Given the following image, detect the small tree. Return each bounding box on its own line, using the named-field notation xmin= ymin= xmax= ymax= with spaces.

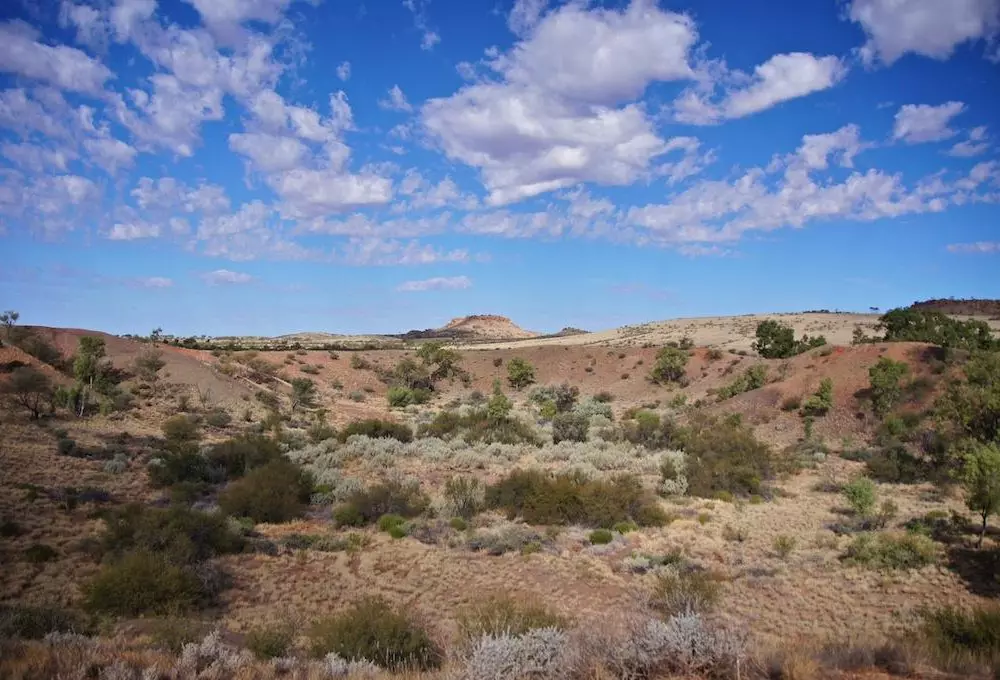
xmin=133 ymin=349 xmax=166 ymax=383
xmin=149 ymin=328 xmax=163 ymax=345
xmin=753 ymin=320 xmax=797 ymax=358
xmin=487 ymin=379 xmax=512 ymax=422
xmin=959 ymin=442 xmax=1000 ymax=548
xmin=3 ymin=366 xmax=52 ymax=420
xmin=842 ymin=476 xmax=876 ymax=518
xmin=507 ymin=358 xmax=535 ymax=390
xmin=72 ymin=336 xmax=113 ymax=416
xmin=868 ymin=357 xmax=909 ymax=419
xmin=291 ymin=378 xmax=317 ymax=410
xmin=801 ymin=378 xmax=833 ymax=416
xmin=0 ymin=310 xmax=19 ymax=341
xmin=416 ymin=341 xmax=463 ymax=383
xmin=650 ymin=346 xmax=688 ymax=384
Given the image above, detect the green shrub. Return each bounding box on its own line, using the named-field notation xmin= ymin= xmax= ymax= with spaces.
xmin=162 ymin=415 xmax=201 ymax=449
xmin=204 ymin=409 xmax=232 ymax=428
xmin=485 ymin=469 xmax=666 ymax=528
xmin=218 ymin=459 xmax=313 ymax=523
xmin=772 ymin=535 xmax=796 ymax=559
xmin=781 ymin=396 xmax=801 ymax=412
xmin=83 ymin=551 xmax=207 ymax=616
xmin=679 ymin=414 xmax=774 ymax=497
xmin=842 ymin=477 xmax=877 ymax=517
xmin=56 ymin=438 xmax=77 ymax=456
xmin=456 ymin=595 xmax=568 ymax=642
xmin=0 ymin=604 xmax=88 ymax=639
xmin=444 ymin=476 xmax=484 ymax=520
xmin=869 ymin=357 xmax=909 ymax=419
xmin=552 ymin=412 xmax=589 ymax=443
xmin=246 ymin=622 xmax=294 ymax=659
xmin=506 ymin=357 xmax=536 ymax=390
xmin=529 ymin=383 xmax=579 ymax=412
xmin=146 ymin=617 xmax=211 ymax=653
xmin=864 ymin=445 xmax=929 ymax=483
xmin=716 ymin=365 xmax=768 ymax=401
xmin=387 ymin=386 xmax=431 ymax=408
xmin=589 ymin=528 xmax=614 ymax=545
xmin=339 ymin=419 xmax=412 ymax=443
xmin=421 ymin=406 xmax=539 ymax=446
xmin=878 ymin=308 xmax=997 ymax=350
xmin=378 ymin=514 xmax=406 ymax=532
xmin=99 ymin=504 xmax=243 ymax=565
xmin=334 ymin=479 xmax=429 ymax=527
xmin=24 ymin=543 xmax=58 ymax=563
xmin=650 ymin=346 xmax=688 ymax=384
xmin=651 ymin=568 xmax=723 ymax=616
xmin=843 ymin=532 xmax=939 ymax=569
xmin=920 ymin=605 xmax=1000 ymax=671
xmin=308 ymin=597 xmax=442 ymax=670
xmin=148 ymin=451 xmax=214 ymax=488
xmin=350 ymin=354 xmax=372 ymax=370
xmin=801 ymin=378 xmax=833 ymax=416
xmin=449 ymin=517 xmax=468 ymax=531
xmin=619 ymin=410 xmax=679 ymax=450
xmin=206 ymin=434 xmax=282 ymax=479
xmin=753 ymin=320 xmax=827 ymax=358
xmin=613 ymin=520 xmax=638 ymax=534
xmin=387 ymin=524 xmax=407 ymax=539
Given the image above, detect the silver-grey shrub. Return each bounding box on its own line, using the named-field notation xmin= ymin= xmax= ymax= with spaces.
xmin=457 ymin=628 xmax=576 ymax=680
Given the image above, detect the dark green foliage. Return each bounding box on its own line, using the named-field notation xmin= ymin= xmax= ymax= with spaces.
xmin=935 ymin=351 xmax=1000 ymax=445
xmin=869 ymin=357 xmax=909 ymax=419
xmin=419 ymin=407 xmax=539 ymax=445
xmin=417 ymin=410 xmax=464 ymax=439
xmin=218 ymin=459 xmax=313 ymax=523
xmin=650 ymin=345 xmax=688 ymax=384
xmin=456 ymin=596 xmax=568 ymax=641
xmin=308 ymin=597 xmax=442 ymax=670
xmin=24 ymin=543 xmax=57 ymax=563
xmin=530 ymin=383 xmax=580 ymax=412
xmin=10 ymin=330 xmax=66 ymax=370
xmin=878 ymin=308 xmax=997 ymax=350
xmin=485 ymin=469 xmax=667 ymax=528
xmin=651 ymin=568 xmax=724 ymax=616
xmin=255 ymin=389 xmax=280 ymax=411
xmin=339 ymin=419 xmax=413 ymax=443
xmin=801 ymin=378 xmax=834 ymax=416
xmin=589 ymin=528 xmax=614 ymax=544
xmin=507 ymin=357 xmax=536 ymax=390
xmin=0 ymin=604 xmax=88 ymax=639
xmin=921 ymin=605 xmax=1000 ymax=671
xmin=619 ymin=410 xmax=679 ymax=450
xmin=246 ymin=622 xmax=294 ymax=659
xmin=132 ymin=348 xmax=166 ymax=382
xmin=415 ymin=341 xmax=464 ymax=384
xmin=678 ymin=414 xmax=774 ymax=497
xmin=147 ymin=617 xmax=212 ymax=653
xmin=161 ymin=414 xmax=201 ymax=449
xmin=552 ymin=412 xmax=589 ymax=443
xmin=387 ymin=386 xmax=431 ymax=407
xmin=148 ymin=451 xmax=214 ymax=488
xmin=290 ymin=377 xmax=317 ymax=410
xmin=334 ymin=479 xmax=430 ymax=527
xmin=864 ymin=444 xmax=930 ymax=484
xmin=83 ymin=550 xmax=207 ymax=616
xmin=716 ymin=364 xmax=768 ymax=401
xmin=205 ymin=434 xmax=282 ymax=479
xmin=99 ymin=504 xmax=243 ymax=565
xmin=753 ymin=320 xmax=827 ymax=358
xmin=842 ymin=532 xmax=939 ymax=569
xmin=56 ymin=438 xmax=77 ymax=456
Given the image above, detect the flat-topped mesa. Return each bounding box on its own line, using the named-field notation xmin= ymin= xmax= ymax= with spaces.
xmin=443 ymin=314 xmax=516 ymax=328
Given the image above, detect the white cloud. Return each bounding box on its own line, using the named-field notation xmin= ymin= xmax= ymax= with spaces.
xmin=83 ymin=136 xmax=138 ymax=174
xmin=336 ymin=60 xmax=351 ymax=81
xmin=341 ymin=238 xmax=470 ymax=265
xmin=182 ymin=0 xmax=298 ymax=44
xmin=0 ymin=20 xmax=113 ymax=95
xmin=0 ymin=170 xmax=101 ymax=236
xmin=396 ymin=275 xmax=472 ymax=292
xmin=107 ymin=220 xmax=160 ymax=240
xmin=421 ymin=31 xmax=441 ymax=50
xmin=229 ymin=132 xmax=308 ymax=172
xmin=59 ymin=2 xmax=111 ymax=50
xmin=508 ymin=0 xmax=549 ymax=36
xmin=132 ymin=176 xmax=231 ymax=214
xmin=134 ymin=276 xmax=174 ymax=288
xmin=893 ymin=101 xmax=965 ymax=143
xmin=949 ymin=125 xmax=990 ymax=156
xmin=792 ymin=124 xmax=866 ymax=170
xmin=201 ymin=269 xmax=254 ymax=284
xmin=2 ymin=141 xmax=75 ymax=173
xmin=379 ymin=85 xmax=413 ymax=112
xmin=270 ymin=169 xmax=393 ymax=218
xmin=946 ymin=241 xmax=1000 ymax=253
xmin=847 ymin=0 xmax=1000 ymax=65
xmin=403 ymin=0 xmax=441 ymax=51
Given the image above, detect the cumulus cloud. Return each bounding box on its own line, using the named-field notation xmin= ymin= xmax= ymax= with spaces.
xmin=508 ymin=0 xmax=549 ymax=36
xmin=201 ymin=268 xmax=254 ymax=284
xmin=133 ymin=276 xmax=174 ymax=287
xmin=107 ymin=220 xmax=160 ymax=240
xmin=379 ymin=85 xmax=413 ymax=112
xmin=946 ymin=241 xmax=1000 ymax=253
xmin=403 ymin=0 xmax=441 ymax=51
xmin=0 ymin=20 xmax=114 ymax=95
xmin=340 ymin=237 xmax=470 ymax=266
xmin=949 ymin=126 xmax=990 ymax=156
xmin=893 ymin=102 xmax=966 ymax=143
xmin=847 ymin=0 xmax=1000 ymax=65
xmin=396 ymin=275 xmax=472 ymax=292
xmin=336 ymin=61 xmax=351 ymax=81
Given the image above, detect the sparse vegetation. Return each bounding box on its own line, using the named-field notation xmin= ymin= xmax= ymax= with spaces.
xmin=716 ymin=364 xmax=768 ymax=401
xmin=753 ymin=319 xmax=827 ymax=358
xmin=801 ymin=378 xmax=833 ymax=416
xmin=218 ymin=459 xmax=313 ymax=523
xmin=1 ymin=366 xmax=51 ymax=420
xmin=340 ymin=418 xmax=413 ymax=443
xmin=868 ymin=357 xmax=909 ymax=419
xmin=650 ymin=345 xmax=688 ymax=384
xmin=506 ymin=357 xmax=536 ymax=390
xmin=842 ymin=531 xmax=939 ymax=569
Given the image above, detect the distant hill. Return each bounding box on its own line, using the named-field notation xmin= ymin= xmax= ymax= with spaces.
xmin=398 ymin=315 xmax=538 ymax=342
xmin=910 ymin=298 xmax=1000 ymax=317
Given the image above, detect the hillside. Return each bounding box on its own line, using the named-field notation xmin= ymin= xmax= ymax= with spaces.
xmin=398 ymin=314 xmax=538 ymax=341
xmin=910 ymin=298 xmax=1000 ymax=317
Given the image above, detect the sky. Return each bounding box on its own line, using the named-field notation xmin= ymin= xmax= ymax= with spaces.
xmin=1 ymin=0 xmax=999 ymax=337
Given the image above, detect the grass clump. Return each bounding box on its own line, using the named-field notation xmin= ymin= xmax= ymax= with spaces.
xmin=485 ymin=469 xmax=666 ymax=528
xmin=772 ymin=535 xmax=797 ymax=559
xmin=339 ymin=419 xmax=412 ymax=443
xmin=651 ymin=568 xmax=724 ymax=616
xmin=842 ymin=532 xmax=940 ymax=570
xmin=0 ymin=604 xmax=88 ymax=639
xmin=456 ymin=595 xmax=568 ymax=642
xmin=334 ymin=478 xmax=430 ymax=527
xmin=308 ymin=597 xmax=442 ymax=670
xmin=246 ymin=621 xmax=294 ymax=659
xmin=218 ymin=459 xmax=313 ymax=523
xmin=920 ymin=605 xmax=1000 ymax=673
xmin=589 ymin=528 xmax=614 ymax=545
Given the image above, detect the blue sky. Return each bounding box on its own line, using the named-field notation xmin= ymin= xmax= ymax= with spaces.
xmin=1 ymin=0 xmax=998 ymax=336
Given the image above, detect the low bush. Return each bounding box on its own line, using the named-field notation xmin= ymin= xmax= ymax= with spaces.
xmin=387 ymin=386 xmax=431 ymax=408
xmin=842 ymin=477 xmax=877 ymax=517
xmin=246 ymin=621 xmax=294 ymax=659
xmin=679 ymin=414 xmax=774 ymax=497
xmin=24 ymin=543 xmax=58 ymax=563
xmin=589 ymin=528 xmax=614 ymax=545
xmin=83 ymin=550 xmax=208 ymax=616
xmin=456 ymin=595 xmax=568 ymax=642
xmin=339 ymin=419 xmax=412 ymax=443
xmin=204 ymin=409 xmax=232 ymax=428
xmin=619 ymin=410 xmax=679 ymax=450
xmin=800 ymin=378 xmax=834 ymax=417
xmin=864 ymin=445 xmax=930 ymax=483
xmin=842 ymin=532 xmax=939 ymax=569
xmin=716 ymin=365 xmax=768 ymax=401
xmin=99 ymin=504 xmax=243 ymax=566
xmin=334 ymin=478 xmax=429 ymax=527
xmin=466 ymin=522 xmax=544 ymax=555
xmin=650 ymin=346 xmax=688 ymax=384
xmin=308 ymin=597 xmax=442 ymax=670
xmin=921 ymin=605 xmax=1000 ymax=672
xmin=0 ymin=604 xmax=88 ymax=639
xmin=218 ymin=459 xmax=313 ymax=523
xmin=485 ymin=469 xmax=666 ymax=528
xmin=206 ymin=434 xmax=282 ymax=480
xmin=444 ymin=476 xmax=484 ymax=520
xmin=651 ymin=567 xmax=724 ymax=616
xmin=552 ymin=412 xmax=589 ymax=443
xmin=772 ymin=535 xmax=797 ymax=559
xmin=530 ymin=384 xmax=580 ymax=412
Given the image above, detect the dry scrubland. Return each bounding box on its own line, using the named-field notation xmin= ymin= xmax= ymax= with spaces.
xmin=1 ymin=308 xmax=1000 ymax=679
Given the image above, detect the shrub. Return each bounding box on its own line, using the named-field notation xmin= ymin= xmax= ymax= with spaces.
xmin=99 ymin=504 xmax=243 ymax=565
xmin=613 ymin=520 xmax=638 ymax=534
xmin=781 ymin=396 xmax=801 ymax=412
xmin=444 ymin=476 xmax=485 ymax=520
xmin=842 ymin=477 xmax=877 ymax=517
xmin=456 ymin=595 xmax=568 ymax=641
xmin=679 ymin=414 xmax=773 ymax=497
xmin=255 ymin=390 xmax=280 ymax=411
xmin=339 ymin=419 xmax=412 ymax=443
xmin=147 ymin=617 xmax=211 ymax=653
xmin=387 ymin=386 xmax=430 ymax=408
xmin=650 ymin=346 xmax=688 ymax=384
xmin=589 ymin=528 xmax=614 ymax=545
xmin=450 ymin=517 xmax=468 ymax=531
xmin=594 ymin=390 xmax=614 ymax=403
xmin=290 ymin=377 xmax=317 ymax=410
xmin=716 ymin=365 xmax=768 ymax=401
xmin=218 ymin=459 xmax=313 ymax=523
xmin=206 ymin=434 xmax=282 ymax=479
xmin=753 ymin=320 xmax=827 ymax=358
xmin=878 ymin=308 xmax=997 ymax=350
xmin=958 ymin=441 xmax=1000 ymax=548
xmin=869 ymin=357 xmax=909 ymax=419
xmin=24 ymin=543 xmax=58 ymax=563
xmin=552 ymin=412 xmax=589 ymax=443
xmin=334 ymin=478 xmax=429 ymax=527
xmin=83 ymin=550 xmax=208 ymax=615
xmin=507 ymin=358 xmax=536 ymax=390
xmin=864 ymin=445 xmax=929 ymax=483
xmin=2 ymin=366 xmax=52 ymax=419
xmin=162 ymin=415 xmax=201 ymax=449
xmin=772 ymin=535 xmax=797 ymax=559
xmin=56 ymin=438 xmax=77 ymax=456
xmin=457 ymin=627 xmax=572 ymax=680
xmin=485 ymin=469 xmax=666 ymax=528
xmin=843 ymin=532 xmax=939 ymax=569
xmin=147 ymin=451 xmax=213 ymax=488
xmin=308 ymin=597 xmax=442 ymax=670
xmin=350 ymin=354 xmax=371 ymax=370
xmin=920 ymin=605 xmax=1000 ymax=671
xmin=530 ymin=383 xmax=580 ymax=412
xmin=204 ymin=409 xmax=232 ymax=428
xmin=651 ymin=568 xmax=724 ymax=616
xmin=0 ymin=604 xmax=87 ymax=639
xmin=246 ymin=622 xmax=294 ymax=659
xmin=620 ymin=410 xmax=679 ymax=450
xmin=801 ymin=378 xmax=833 ymax=416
